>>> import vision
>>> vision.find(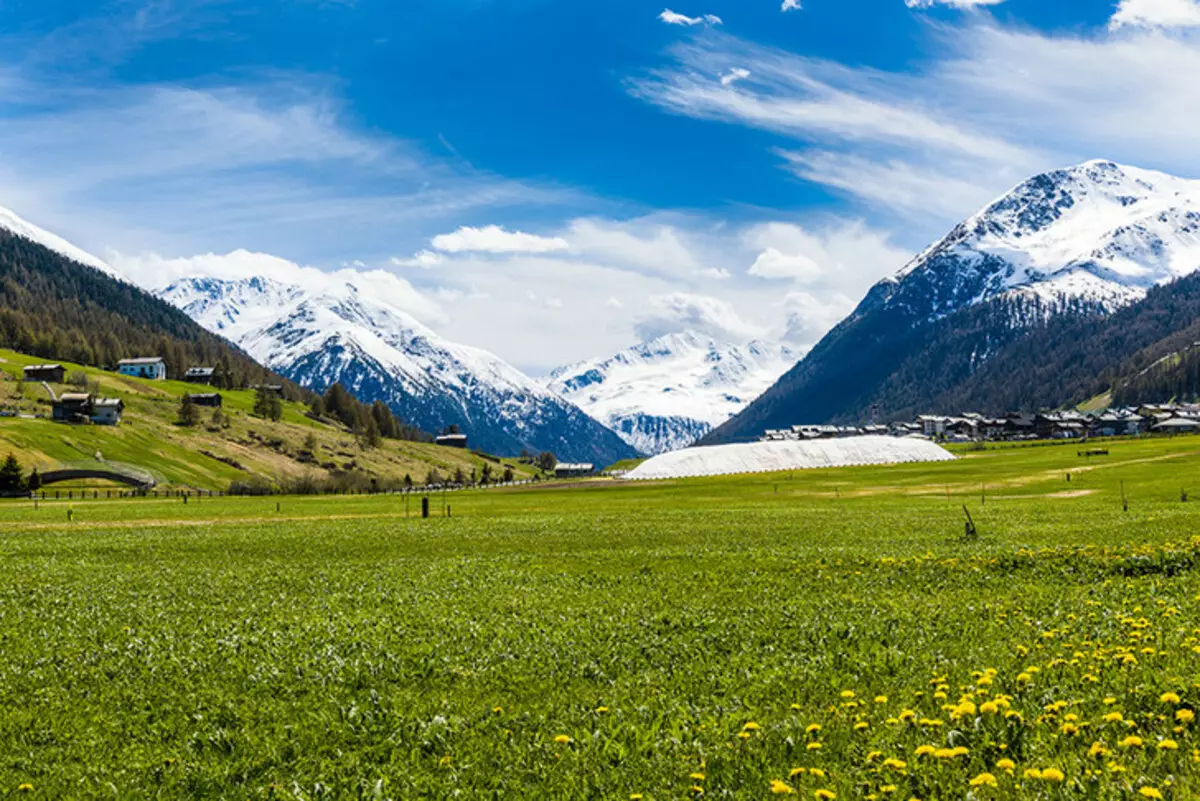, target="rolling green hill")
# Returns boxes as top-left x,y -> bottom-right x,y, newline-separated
0,349 -> 536,490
